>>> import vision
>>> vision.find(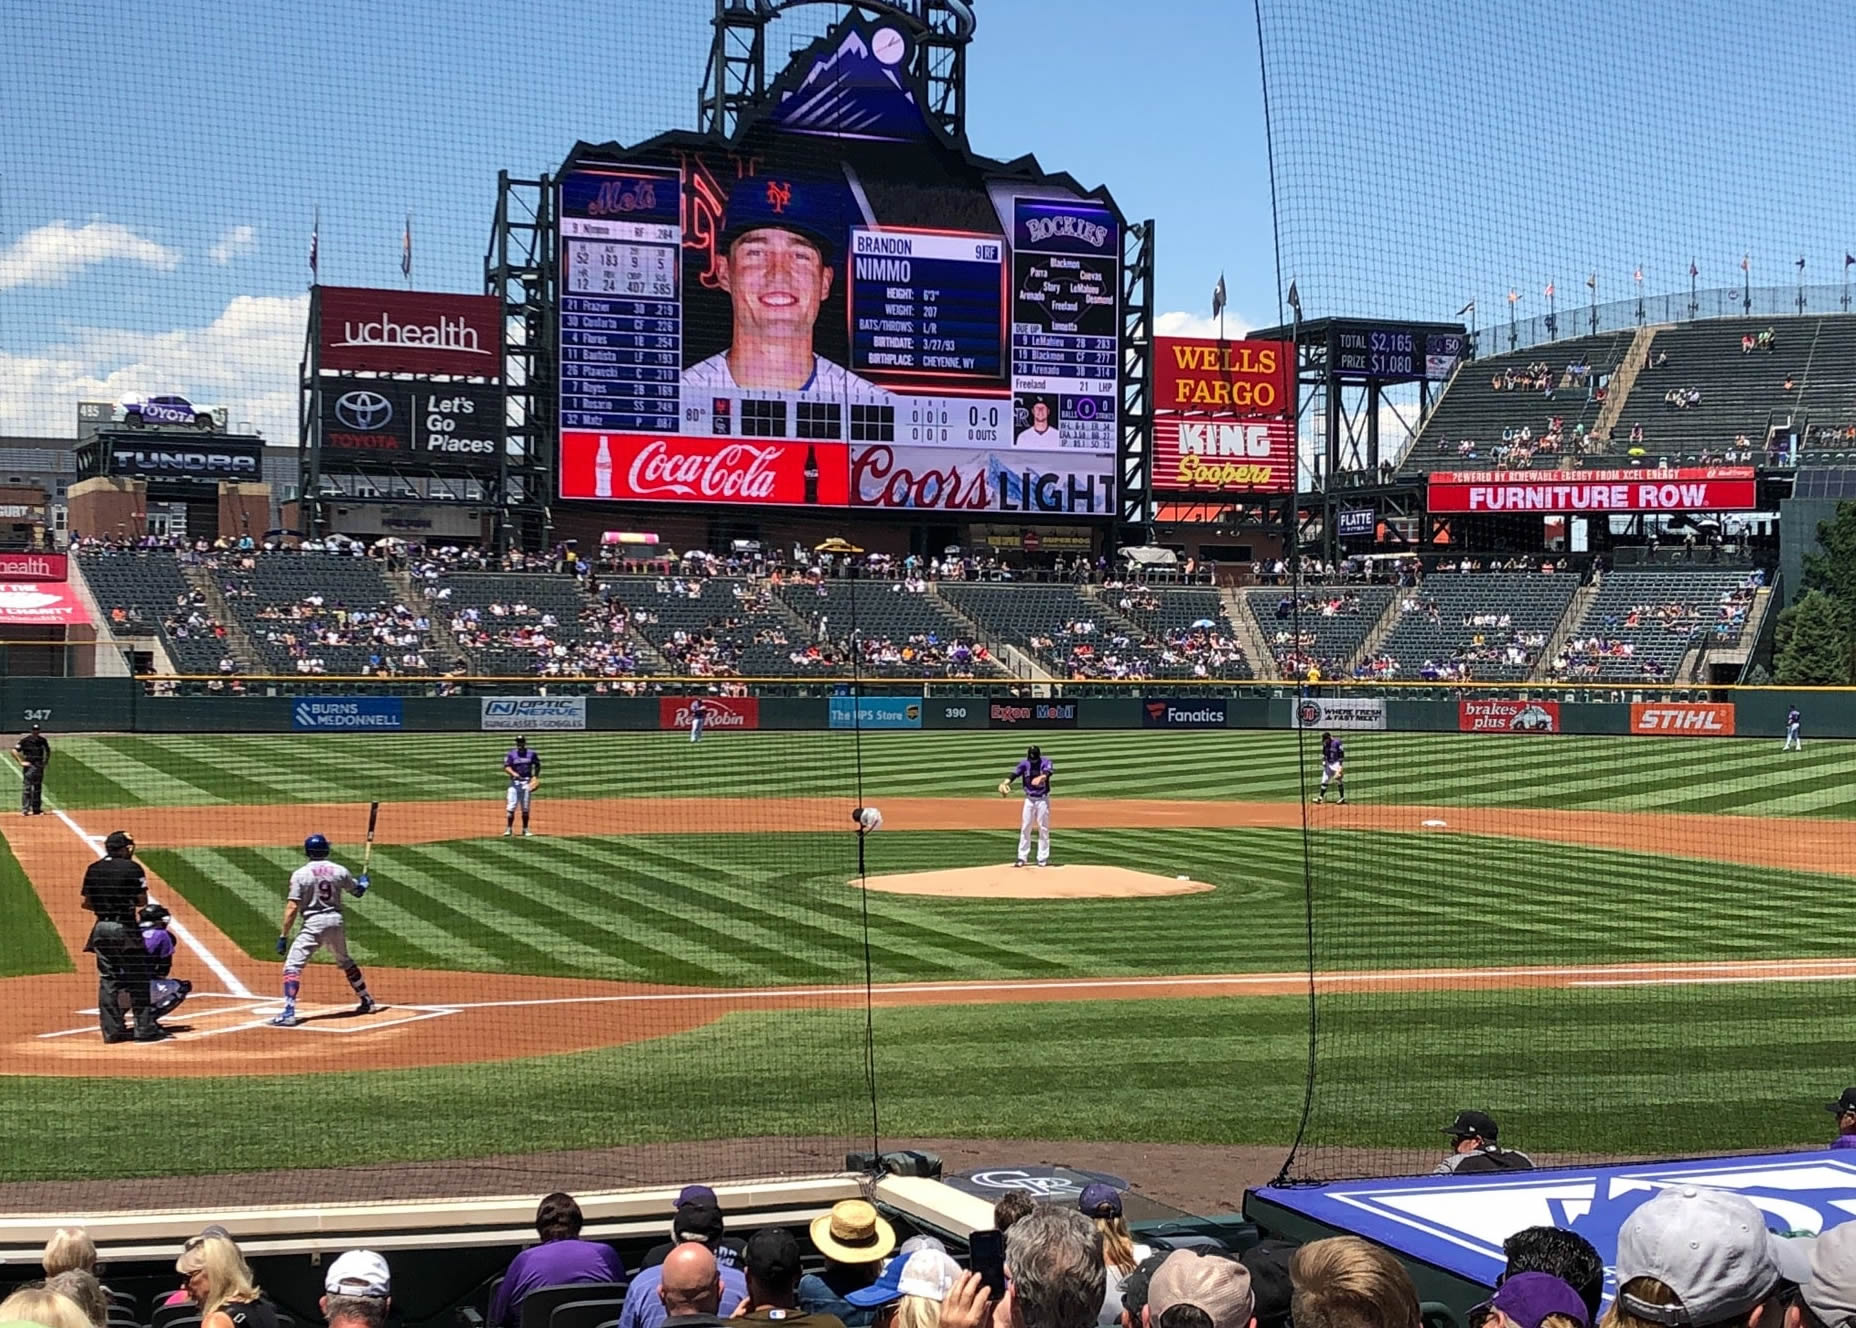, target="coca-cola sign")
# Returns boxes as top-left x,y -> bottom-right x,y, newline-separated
317,286 -> 502,377
559,432 -> 848,505
850,445 -> 1115,515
